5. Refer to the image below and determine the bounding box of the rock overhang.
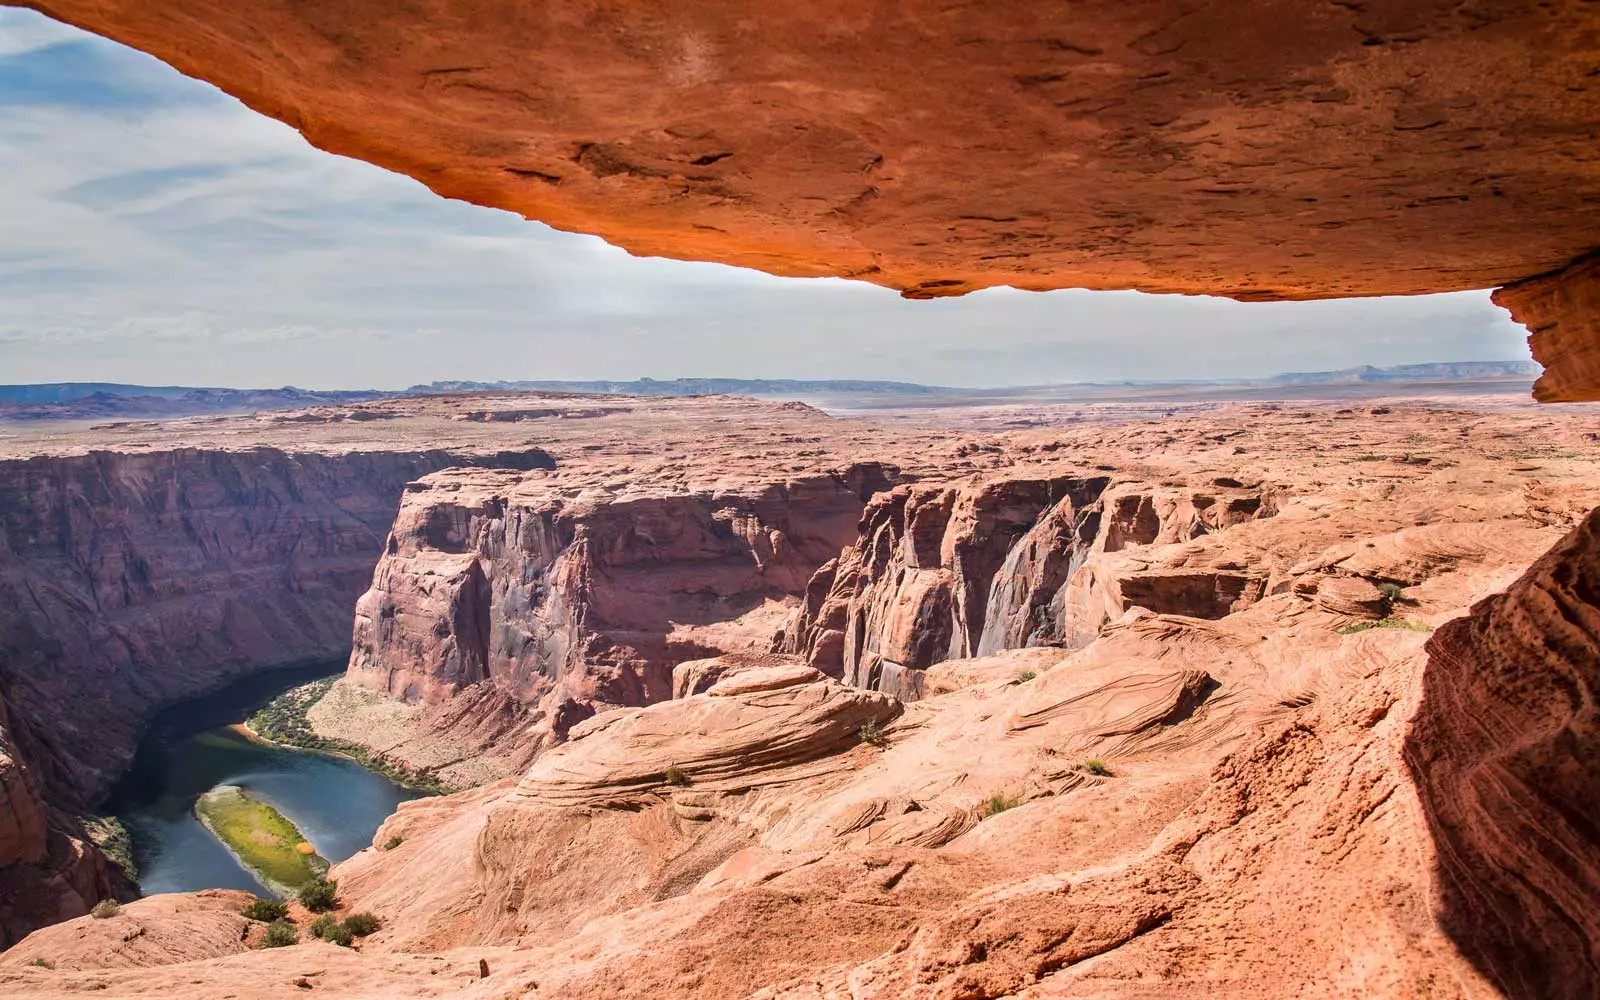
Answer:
[16,0,1600,397]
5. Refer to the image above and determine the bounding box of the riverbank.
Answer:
[245,679,452,794]
[194,786,328,899]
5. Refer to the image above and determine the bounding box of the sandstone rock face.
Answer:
[346,463,896,757]
[1495,254,1600,403]
[778,475,1280,697]
[6,397,1600,997]
[0,889,261,971]
[1407,507,1600,1000]
[22,0,1600,307]
[0,446,549,806]
[0,440,551,942]
[0,693,46,871]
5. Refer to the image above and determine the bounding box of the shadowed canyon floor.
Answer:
[2,391,1598,997]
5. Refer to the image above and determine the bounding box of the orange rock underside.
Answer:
[20,0,1600,304]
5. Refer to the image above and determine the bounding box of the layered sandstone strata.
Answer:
[343,462,898,760]
[0,440,551,943]
[777,476,1279,697]
[5,398,1600,999]
[1407,507,1600,1000]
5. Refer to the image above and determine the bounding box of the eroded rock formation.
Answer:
[777,475,1279,697]
[18,0,1599,300]
[19,1,1600,396]
[4,395,1600,999]
[345,462,897,760]
[1407,507,1600,1000]
[0,440,551,942]
[1495,254,1600,404]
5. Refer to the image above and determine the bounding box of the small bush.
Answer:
[382,835,404,851]
[1338,618,1432,636]
[1376,582,1405,602]
[1352,453,1384,462]
[242,898,288,922]
[663,765,691,787]
[262,919,298,948]
[979,792,1021,819]
[858,719,888,749]
[24,958,53,969]
[342,912,381,937]
[298,879,338,913]
[321,921,355,947]
[1016,670,1037,683]
[307,914,339,939]
[89,899,120,919]
[1083,758,1113,777]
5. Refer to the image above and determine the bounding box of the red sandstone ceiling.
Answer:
[15,0,1600,393]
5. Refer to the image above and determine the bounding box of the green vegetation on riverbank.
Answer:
[246,678,448,794]
[195,785,328,896]
[83,815,137,882]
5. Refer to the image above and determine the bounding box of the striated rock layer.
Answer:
[1495,254,1600,404]
[777,475,1280,698]
[0,440,552,944]
[1407,507,1600,999]
[345,462,898,759]
[5,396,1600,998]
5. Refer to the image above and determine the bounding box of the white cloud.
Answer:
[0,10,1533,390]
[0,8,80,58]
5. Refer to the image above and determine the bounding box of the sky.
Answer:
[0,9,1534,391]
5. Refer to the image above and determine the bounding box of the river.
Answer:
[103,663,423,898]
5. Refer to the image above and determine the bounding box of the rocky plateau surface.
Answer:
[2,391,1597,999]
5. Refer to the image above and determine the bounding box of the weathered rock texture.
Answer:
[1495,254,1600,403]
[0,439,551,943]
[20,2,1600,396]
[0,446,550,805]
[346,462,897,759]
[6,396,1600,1000]
[1406,507,1600,1000]
[0,889,264,971]
[778,476,1279,698]
[20,0,1600,301]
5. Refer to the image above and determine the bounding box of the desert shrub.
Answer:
[321,921,355,947]
[307,914,339,939]
[1017,670,1037,683]
[858,719,888,748]
[1338,618,1431,636]
[663,765,691,787]
[89,899,120,919]
[342,912,381,937]
[24,958,53,969]
[979,792,1021,819]
[298,879,338,913]
[262,919,298,948]
[382,835,404,851]
[242,897,288,922]
[1083,758,1113,777]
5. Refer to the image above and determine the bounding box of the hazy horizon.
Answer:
[0,9,1534,390]
[0,356,1541,397]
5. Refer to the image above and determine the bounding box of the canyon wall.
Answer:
[778,475,1278,698]
[0,444,550,943]
[344,462,898,759]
